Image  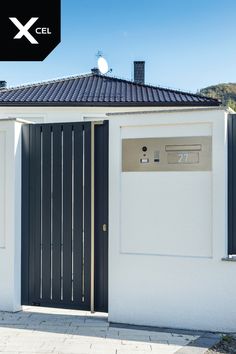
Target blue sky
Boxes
[1,0,236,91]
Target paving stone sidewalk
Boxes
[0,306,220,354]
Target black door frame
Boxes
[21,120,108,312]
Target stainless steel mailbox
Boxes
[122,136,212,172]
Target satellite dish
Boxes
[97,56,109,74]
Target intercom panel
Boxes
[122,136,212,172]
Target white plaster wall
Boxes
[0,131,6,248]
[0,105,232,332]
[121,124,212,258]
[108,109,235,332]
[0,121,22,311]
[0,105,220,124]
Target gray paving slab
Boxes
[0,306,221,354]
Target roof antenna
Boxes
[93,51,112,75]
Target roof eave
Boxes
[0,101,221,107]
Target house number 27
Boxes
[178,152,189,163]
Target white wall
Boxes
[0,105,220,124]
[0,106,233,333]
[0,131,6,248]
[108,109,236,332]
[0,120,22,311]
[121,124,212,258]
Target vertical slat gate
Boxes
[73,124,84,304]
[84,124,91,308]
[33,126,42,303]
[52,125,62,302]
[42,125,52,301]
[22,121,108,312]
[24,123,91,309]
[62,125,73,302]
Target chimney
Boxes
[133,61,145,84]
[0,80,7,89]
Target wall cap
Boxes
[0,118,34,124]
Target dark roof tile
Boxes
[0,73,220,106]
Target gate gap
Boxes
[61,127,64,301]
[71,128,74,302]
[40,128,43,300]
[82,128,85,303]
[50,128,54,300]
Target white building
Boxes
[0,63,235,332]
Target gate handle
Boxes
[102,224,107,232]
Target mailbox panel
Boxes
[122,136,212,172]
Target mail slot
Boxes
[122,136,212,172]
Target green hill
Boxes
[200,83,236,111]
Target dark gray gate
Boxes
[21,122,108,312]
